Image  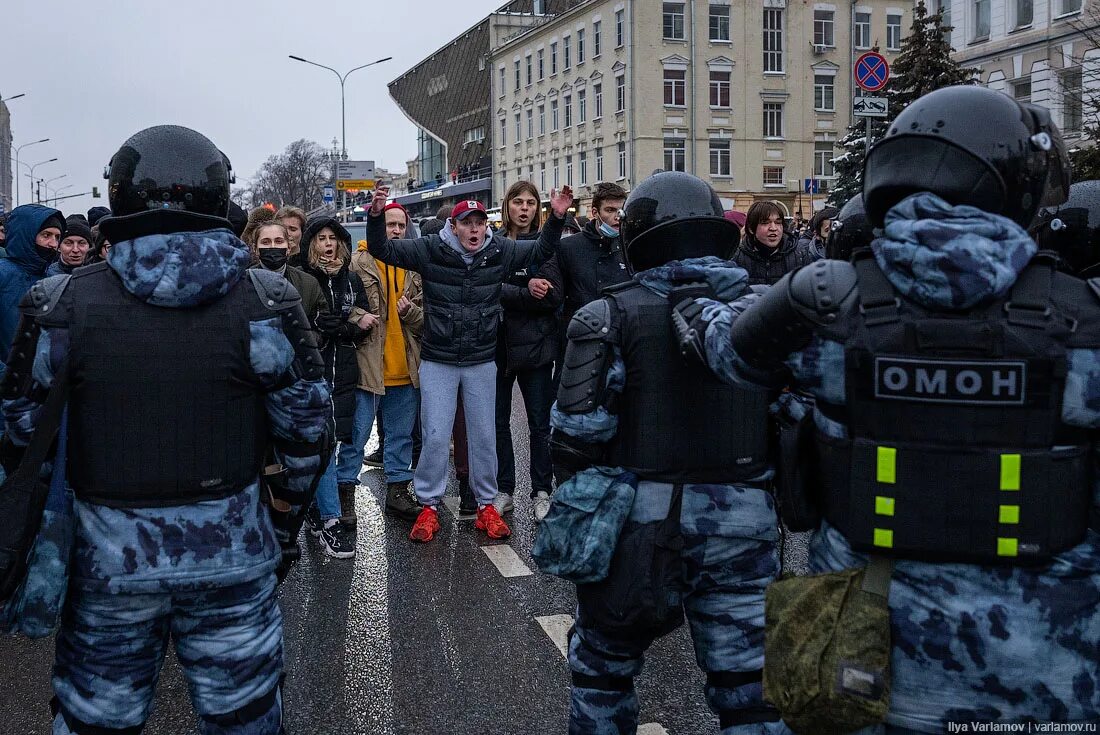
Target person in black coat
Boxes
[731,200,817,286]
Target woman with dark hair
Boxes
[495,181,563,521]
[731,200,816,285]
[799,206,838,260]
[301,215,376,558]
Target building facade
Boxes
[934,0,1098,147]
[490,0,911,215]
[0,102,12,214]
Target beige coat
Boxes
[349,250,424,394]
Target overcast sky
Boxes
[3,0,504,216]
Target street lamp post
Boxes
[288,54,391,219]
[51,184,73,207]
[12,138,49,207]
[24,158,58,203]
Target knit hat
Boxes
[383,202,410,221]
[64,215,93,244]
[241,206,278,245]
[39,214,66,237]
[87,207,112,227]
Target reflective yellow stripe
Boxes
[1000,454,1021,491]
[875,496,895,517]
[876,447,896,484]
[998,505,1020,525]
[997,538,1019,557]
[873,528,894,548]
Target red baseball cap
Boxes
[451,200,487,221]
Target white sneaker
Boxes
[495,492,515,514]
[533,491,552,523]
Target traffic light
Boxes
[92,186,101,198]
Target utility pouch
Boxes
[763,555,893,734]
[773,396,821,533]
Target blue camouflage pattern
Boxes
[552,260,786,734]
[697,193,1100,731]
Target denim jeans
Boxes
[314,451,340,521]
[379,383,418,484]
[336,390,378,485]
[496,363,554,497]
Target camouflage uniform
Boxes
[2,230,330,734]
[696,194,1100,731]
[552,259,791,735]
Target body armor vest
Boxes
[816,251,1100,564]
[605,282,770,483]
[60,264,268,507]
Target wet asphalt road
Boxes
[0,389,808,735]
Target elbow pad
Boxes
[557,299,616,414]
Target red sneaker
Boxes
[410,506,440,543]
[475,504,512,539]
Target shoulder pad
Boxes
[248,269,302,312]
[19,274,72,317]
[789,259,858,320]
[567,298,613,341]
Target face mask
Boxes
[598,221,619,238]
[258,248,288,271]
[35,246,59,264]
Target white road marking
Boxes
[441,496,476,520]
[481,544,534,578]
[637,725,669,735]
[536,614,574,658]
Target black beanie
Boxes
[87,207,112,228]
[39,214,66,238]
[64,215,94,244]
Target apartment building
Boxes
[0,102,11,213]
[490,0,910,214]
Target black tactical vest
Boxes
[604,282,770,483]
[816,251,1100,564]
[58,264,268,507]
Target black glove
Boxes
[669,283,713,366]
[335,321,369,343]
[314,311,344,335]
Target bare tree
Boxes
[246,139,333,210]
[1067,5,1100,179]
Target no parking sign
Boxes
[855,52,890,93]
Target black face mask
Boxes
[258,248,288,271]
[36,245,59,264]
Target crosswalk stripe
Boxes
[535,614,574,658]
[441,496,475,520]
[638,725,669,735]
[481,544,534,578]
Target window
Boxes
[814,75,835,111]
[564,94,573,126]
[663,3,686,40]
[813,10,835,47]
[514,60,521,91]
[931,0,952,42]
[709,5,731,41]
[596,147,605,180]
[1062,67,1084,133]
[538,49,545,80]
[1014,0,1034,27]
[887,13,903,49]
[855,12,871,49]
[464,126,485,144]
[564,35,572,69]
[578,89,587,123]
[616,74,626,112]
[577,29,586,63]
[972,1,990,40]
[526,108,534,139]
[814,141,835,178]
[709,139,731,176]
[500,172,507,197]
[663,137,686,172]
[594,83,604,118]
[615,9,625,47]
[540,161,547,192]
[499,66,506,97]
[763,102,784,137]
[515,112,522,140]
[551,99,560,130]
[763,9,784,73]
[566,156,574,185]
[538,104,546,135]
[617,141,627,178]
[499,117,506,146]
[710,71,731,108]
[1061,0,1082,14]
[1013,78,1032,103]
[551,42,558,75]
[579,151,588,184]
[593,20,602,56]
[763,166,785,186]
[553,157,560,187]
[526,55,533,86]
[664,69,686,106]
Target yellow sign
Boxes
[336,179,375,190]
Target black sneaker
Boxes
[338,482,357,527]
[363,448,384,468]
[458,478,477,516]
[385,481,420,521]
[319,520,356,559]
[306,505,323,538]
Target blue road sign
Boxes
[855,51,890,93]
[323,186,335,204]
[804,179,820,194]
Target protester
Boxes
[0,215,6,253]
[0,203,63,364]
[730,200,816,285]
[250,222,324,323]
[241,206,277,248]
[276,205,307,265]
[798,206,838,260]
[367,185,572,544]
[48,215,92,275]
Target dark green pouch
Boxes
[762,556,893,735]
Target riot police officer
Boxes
[551,171,788,734]
[824,194,876,262]
[0,126,331,734]
[674,85,1100,730]
[1032,179,1100,275]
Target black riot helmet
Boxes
[825,194,877,261]
[863,85,1070,229]
[1032,180,1100,276]
[619,171,740,274]
[100,125,233,242]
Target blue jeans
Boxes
[380,383,418,484]
[314,451,340,521]
[337,389,378,485]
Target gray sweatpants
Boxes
[414,359,499,508]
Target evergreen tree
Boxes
[829,2,976,206]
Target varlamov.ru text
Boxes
[947,724,1097,733]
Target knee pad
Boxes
[51,698,144,735]
[705,671,780,729]
[571,671,634,693]
[199,684,281,732]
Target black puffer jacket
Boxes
[556,220,630,323]
[497,230,563,372]
[366,211,564,365]
[731,233,817,286]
